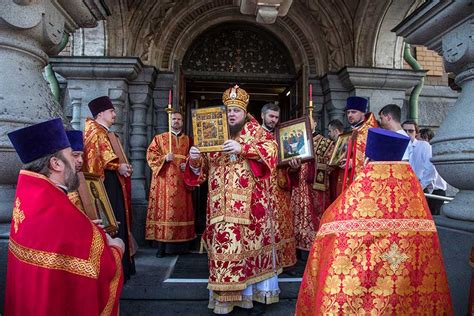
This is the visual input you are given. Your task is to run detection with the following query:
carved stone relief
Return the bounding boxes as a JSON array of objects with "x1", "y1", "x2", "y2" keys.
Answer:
[{"x1": 182, "y1": 24, "x2": 294, "y2": 75}]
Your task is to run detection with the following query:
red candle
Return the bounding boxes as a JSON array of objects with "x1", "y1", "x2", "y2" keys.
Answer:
[
  {"x1": 168, "y1": 89, "x2": 172, "y2": 105},
  {"x1": 309, "y1": 84, "x2": 312, "y2": 99}
]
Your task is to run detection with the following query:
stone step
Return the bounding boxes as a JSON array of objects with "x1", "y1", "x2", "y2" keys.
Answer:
[{"x1": 121, "y1": 248, "x2": 304, "y2": 315}]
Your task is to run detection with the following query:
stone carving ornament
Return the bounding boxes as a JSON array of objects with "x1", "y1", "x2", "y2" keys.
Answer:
[{"x1": 183, "y1": 24, "x2": 293, "y2": 74}]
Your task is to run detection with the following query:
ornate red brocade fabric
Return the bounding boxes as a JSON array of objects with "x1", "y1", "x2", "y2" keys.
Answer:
[
  {"x1": 5, "y1": 171, "x2": 123, "y2": 316},
  {"x1": 184, "y1": 117, "x2": 280, "y2": 295},
  {"x1": 290, "y1": 162, "x2": 315, "y2": 251},
  {"x1": 334, "y1": 113, "x2": 379, "y2": 197},
  {"x1": 145, "y1": 132, "x2": 196, "y2": 242},
  {"x1": 296, "y1": 162, "x2": 453, "y2": 315},
  {"x1": 271, "y1": 160, "x2": 296, "y2": 268},
  {"x1": 83, "y1": 118, "x2": 132, "y2": 245}
]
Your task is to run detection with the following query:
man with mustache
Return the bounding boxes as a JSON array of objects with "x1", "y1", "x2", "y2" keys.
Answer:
[
  {"x1": 66, "y1": 130, "x2": 86, "y2": 210},
  {"x1": 185, "y1": 85, "x2": 280, "y2": 314},
  {"x1": 145, "y1": 110, "x2": 196, "y2": 257},
  {"x1": 261, "y1": 103, "x2": 296, "y2": 269},
  {"x1": 83, "y1": 96, "x2": 135, "y2": 281},
  {"x1": 5, "y1": 118, "x2": 124, "y2": 315},
  {"x1": 334, "y1": 96, "x2": 378, "y2": 197}
]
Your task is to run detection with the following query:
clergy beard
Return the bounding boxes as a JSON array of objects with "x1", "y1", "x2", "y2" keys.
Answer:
[
  {"x1": 229, "y1": 120, "x2": 246, "y2": 138},
  {"x1": 63, "y1": 159, "x2": 79, "y2": 191}
]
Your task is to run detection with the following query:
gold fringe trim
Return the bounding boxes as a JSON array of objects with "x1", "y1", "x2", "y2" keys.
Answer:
[
  {"x1": 253, "y1": 292, "x2": 280, "y2": 305},
  {"x1": 207, "y1": 269, "x2": 282, "y2": 291},
  {"x1": 208, "y1": 296, "x2": 254, "y2": 314},
  {"x1": 212, "y1": 293, "x2": 242, "y2": 302},
  {"x1": 209, "y1": 215, "x2": 251, "y2": 226},
  {"x1": 146, "y1": 236, "x2": 197, "y2": 243}
]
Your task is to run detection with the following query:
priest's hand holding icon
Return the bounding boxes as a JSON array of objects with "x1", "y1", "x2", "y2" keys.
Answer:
[
  {"x1": 222, "y1": 140, "x2": 242, "y2": 154},
  {"x1": 288, "y1": 157, "x2": 301, "y2": 170}
]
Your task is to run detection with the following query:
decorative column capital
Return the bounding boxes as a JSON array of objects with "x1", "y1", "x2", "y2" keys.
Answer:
[
  {"x1": 338, "y1": 67, "x2": 426, "y2": 91},
  {"x1": 443, "y1": 20, "x2": 474, "y2": 76},
  {"x1": 0, "y1": 0, "x2": 108, "y2": 59},
  {"x1": 50, "y1": 56, "x2": 143, "y2": 81}
]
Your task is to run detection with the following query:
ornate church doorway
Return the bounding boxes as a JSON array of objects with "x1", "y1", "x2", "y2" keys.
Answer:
[{"x1": 179, "y1": 22, "x2": 300, "y2": 235}]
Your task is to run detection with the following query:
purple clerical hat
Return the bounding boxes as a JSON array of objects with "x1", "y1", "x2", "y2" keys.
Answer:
[
  {"x1": 8, "y1": 118, "x2": 70, "y2": 164},
  {"x1": 88, "y1": 96, "x2": 114, "y2": 117},
  {"x1": 365, "y1": 128, "x2": 410, "y2": 161},
  {"x1": 345, "y1": 96, "x2": 368, "y2": 113},
  {"x1": 66, "y1": 130, "x2": 83, "y2": 152}
]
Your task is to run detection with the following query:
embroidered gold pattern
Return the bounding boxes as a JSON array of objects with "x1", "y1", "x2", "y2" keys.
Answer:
[
  {"x1": 12, "y1": 198, "x2": 25, "y2": 234},
  {"x1": 9, "y1": 226, "x2": 104, "y2": 279},
  {"x1": 318, "y1": 218, "x2": 436, "y2": 236},
  {"x1": 101, "y1": 248, "x2": 122, "y2": 316},
  {"x1": 380, "y1": 244, "x2": 410, "y2": 273}
]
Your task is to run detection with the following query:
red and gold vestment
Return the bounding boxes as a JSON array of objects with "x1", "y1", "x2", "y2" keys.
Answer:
[
  {"x1": 266, "y1": 127, "x2": 296, "y2": 268},
  {"x1": 184, "y1": 116, "x2": 280, "y2": 301},
  {"x1": 291, "y1": 135, "x2": 333, "y2": 251},
  {"x1": 296, "y1": 162, "x2": 453, "y2": 315},
  {"x1": 5, "y1": 171, "x2": 123, "y2": 316},
  {"x1": 145, "y1": 132, "x2": 195, "y2": 242},
  {"x1": 311, "y1": 134, "x2": 334, "y2": 231},
  {"x1": 290, "y1": 162, "x2": 315, "y2": 251},
  {"x1": 271, "y1": 167, "x2": 296, "y2": 268},
  {"x1": 334, "y1": 113, "x2": 379, "y2": 197},
  {"x1": 83, "y1": 118, "x2": 132, "y2": 250},
  {"x1": 68, "y1": 191, "x2": 85, "y2": 212}
]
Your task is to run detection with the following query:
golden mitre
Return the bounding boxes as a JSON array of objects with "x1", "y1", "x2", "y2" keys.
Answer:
[{"x1": 222, "y1": 85, "x2": 249, "y2": 112}]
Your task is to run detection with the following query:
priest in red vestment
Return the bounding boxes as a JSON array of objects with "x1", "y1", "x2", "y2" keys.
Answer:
[
  {"x1": 66, "y1": 130, "x2": 86, "y2": 211},
  {"x1": 333, "y1": 97, "x2": 379, "y2": 198},
  {"x1": 311, "y1": 131, "x2": 334, "y2": 233},
  {"x1": 83, "y1": 96, "x2": 135, "y2": 280},
  {"x1": 290, "y1": 117, "x2": 334, "y2": 252},
  {"x1": 296, "y1": 128, "x2": 453, "y2": 315},
  {"x1": 5, "y1": 118, "x2": 124, "y2": 316},
  {"x1": 146, "y1": 110, "x2": 196, "y2": 257},
  {"x1": 185, "y1": 85, "x2": 280, "y2": 314},
  {"x1": 261, "y1": 103, "x2": 296, "y2": 269}
]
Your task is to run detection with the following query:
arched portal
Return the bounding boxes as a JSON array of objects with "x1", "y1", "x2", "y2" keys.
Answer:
[
  {"x1": 180, "y1": 22, "x2": 299, "y2": 123},
  {"x1": 179, "y1": 22, "x2": 300, "y2": 235}
]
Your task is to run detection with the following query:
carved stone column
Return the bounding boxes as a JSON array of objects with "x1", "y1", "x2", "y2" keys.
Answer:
[
  {"x1": 433, "y1": 21, "x2": 474, "y2": 221},
  {"x1": 128, "y1": 67, "x2": 156, "y2": 246},
  {"x1": 108, "y1": 88, "x2": 127, "y2": 141},
  {"x1": 320, "y1": 73, "x2": 349, "y2": 127},
  {"x1": 394, "y1": 2, "x2": 474, "y2": 314},
  {"x1": 153, "y1": 72, "x2": 175, "y2": 135},
  {"x1": 0, "y1": 1, "x2": 107, "y2": 222},
  {"x1": 129, "y1": 67, "x2": 157, "y2": 202},
  {"x1": 69, "y1": 88, "x2": 84, "y2": 130}
]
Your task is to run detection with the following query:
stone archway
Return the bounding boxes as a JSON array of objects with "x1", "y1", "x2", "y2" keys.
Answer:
[
  {"x1": 182, "y1": 23, "x2": 296, "y2": 80},
  {"x1": 180, "y1": 22, "x2": 298, "y2": 119}
]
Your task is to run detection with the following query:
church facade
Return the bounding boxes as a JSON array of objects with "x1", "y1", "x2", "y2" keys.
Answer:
[
  {"x1": 1, "y1": 0, "x2": 472, "y2": 314},
  {"x1": 51, "y1": 0, "x2": 458, "y2": 231}
]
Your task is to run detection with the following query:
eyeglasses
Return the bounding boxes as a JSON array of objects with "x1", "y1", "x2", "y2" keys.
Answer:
[{"x1": 404, "y1": 129, "x2": 416, "y2": 133}]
